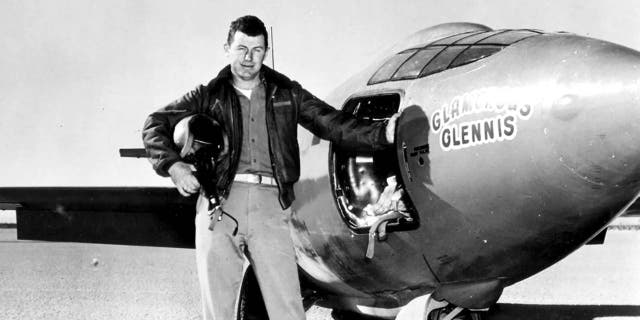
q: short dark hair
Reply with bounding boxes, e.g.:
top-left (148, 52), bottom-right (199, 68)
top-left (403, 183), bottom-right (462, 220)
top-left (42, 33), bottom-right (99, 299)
top-left (227, 15), bottom-right (269, 48)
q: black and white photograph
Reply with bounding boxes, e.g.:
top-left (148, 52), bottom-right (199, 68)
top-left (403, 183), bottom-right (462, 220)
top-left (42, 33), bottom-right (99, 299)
top-left (1, 1), bottom-right (639, 319)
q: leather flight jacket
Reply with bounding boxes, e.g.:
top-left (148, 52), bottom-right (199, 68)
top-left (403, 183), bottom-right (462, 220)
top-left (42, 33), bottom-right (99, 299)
top-left (143, 65), bottom-right (390, 209)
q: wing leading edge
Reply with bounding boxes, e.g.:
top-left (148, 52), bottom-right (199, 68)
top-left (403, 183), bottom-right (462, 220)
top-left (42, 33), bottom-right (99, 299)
top-left (0, 187), bottom-right (197, 248)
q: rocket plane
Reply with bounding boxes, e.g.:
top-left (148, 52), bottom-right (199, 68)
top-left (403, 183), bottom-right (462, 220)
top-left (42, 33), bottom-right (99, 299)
top-left (290, 23), bottom-right (640, 317)
top-left (4, 23), bottom-right (640, 319)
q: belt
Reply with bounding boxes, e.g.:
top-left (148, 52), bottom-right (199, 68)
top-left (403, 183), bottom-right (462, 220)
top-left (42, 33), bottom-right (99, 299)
top-left (234, 173), bottom-right (277, 186)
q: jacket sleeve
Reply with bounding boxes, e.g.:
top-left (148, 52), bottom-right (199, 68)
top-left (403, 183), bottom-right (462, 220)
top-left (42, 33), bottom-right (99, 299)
top-left (294, 82), bottom-right (391, 152)
top-left (142, 86), bottom-right (206, 177)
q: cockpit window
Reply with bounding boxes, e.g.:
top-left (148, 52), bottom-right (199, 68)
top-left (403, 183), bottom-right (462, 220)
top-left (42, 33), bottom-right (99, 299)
top-left (453, 29), bottom-right (507, 44)
top-left (430, 31), bottom-right (482, 45)
top-left (368, 29), bottom-right (544, 85)
top-left (449, 45), bottom-right (503, 68)
top-left (368, 49), bottom-right (418, 84)
top-left (419, 45), bottom-right (468, 77)
top-left (392, 47), bottom-right (443, 80)
top-left (478, 30), bottom-right (540, 45)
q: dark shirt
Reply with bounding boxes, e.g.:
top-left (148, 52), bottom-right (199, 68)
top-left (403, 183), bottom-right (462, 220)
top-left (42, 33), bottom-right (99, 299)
top-left (234, 82), bottom-right (273, 177)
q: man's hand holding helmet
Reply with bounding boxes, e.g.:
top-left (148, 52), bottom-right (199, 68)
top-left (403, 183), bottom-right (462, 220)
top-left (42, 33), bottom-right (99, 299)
top-left (168, 161), bottom-right (201, 197)
top-left (170, 114), bottom-right (228, 197)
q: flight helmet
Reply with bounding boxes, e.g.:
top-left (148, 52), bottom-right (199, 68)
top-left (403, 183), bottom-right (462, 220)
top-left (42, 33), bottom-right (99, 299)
top-left (172, 114), bottom-right (228, 161)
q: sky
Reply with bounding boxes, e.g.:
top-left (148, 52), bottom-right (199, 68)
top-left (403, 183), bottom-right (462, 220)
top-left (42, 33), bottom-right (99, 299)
top-left (1, 0), bottom-right (640, 187)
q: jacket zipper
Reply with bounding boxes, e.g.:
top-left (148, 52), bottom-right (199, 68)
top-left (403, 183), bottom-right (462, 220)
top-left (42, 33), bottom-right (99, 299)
top-left (266, 85), bottom-right (286, 208)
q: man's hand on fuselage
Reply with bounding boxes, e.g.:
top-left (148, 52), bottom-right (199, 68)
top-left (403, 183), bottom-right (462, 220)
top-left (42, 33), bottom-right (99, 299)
top-left (168, 161), bottom-right (201, 197)
top-left (385, 113), bottom-right (400, 144)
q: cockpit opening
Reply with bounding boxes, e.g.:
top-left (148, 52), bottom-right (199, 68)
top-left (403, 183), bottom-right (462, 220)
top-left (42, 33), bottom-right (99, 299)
top-left (330, 94), bottom-right (420, 234)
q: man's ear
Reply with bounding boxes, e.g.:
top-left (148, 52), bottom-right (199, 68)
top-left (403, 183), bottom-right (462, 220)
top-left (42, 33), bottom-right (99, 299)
top-left (223, 43), bottom-right (230, 53)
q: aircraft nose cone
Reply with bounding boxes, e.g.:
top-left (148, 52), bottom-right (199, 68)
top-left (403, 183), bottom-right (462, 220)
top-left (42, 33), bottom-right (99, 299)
top-left (542, 40), bottom-right (640, 191)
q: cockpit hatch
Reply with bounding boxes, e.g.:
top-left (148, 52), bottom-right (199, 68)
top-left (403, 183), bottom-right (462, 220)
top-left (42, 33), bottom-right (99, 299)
top-left (330, 94), bottom-right (419, 234)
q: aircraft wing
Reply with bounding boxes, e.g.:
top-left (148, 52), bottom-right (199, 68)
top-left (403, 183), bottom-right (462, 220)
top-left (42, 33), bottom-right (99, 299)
top-left (625, 198), bottom-right (640, 216)
top-left (0, 187), bottom-right (197, 248)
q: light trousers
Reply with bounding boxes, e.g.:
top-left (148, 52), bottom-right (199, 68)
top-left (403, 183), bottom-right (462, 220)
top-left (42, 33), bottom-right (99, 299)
top-left (195, 181), bottom-right (306, 320)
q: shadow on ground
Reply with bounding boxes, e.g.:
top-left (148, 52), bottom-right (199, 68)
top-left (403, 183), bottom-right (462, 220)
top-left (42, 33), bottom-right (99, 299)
top-left (487, 303), bottom-right (640, 319)
top-left (327, 304), bottom-right (640, 320)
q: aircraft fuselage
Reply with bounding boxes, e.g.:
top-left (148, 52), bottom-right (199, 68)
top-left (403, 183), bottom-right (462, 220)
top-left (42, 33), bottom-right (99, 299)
top-left (290, 24), bottom-right (640, 315)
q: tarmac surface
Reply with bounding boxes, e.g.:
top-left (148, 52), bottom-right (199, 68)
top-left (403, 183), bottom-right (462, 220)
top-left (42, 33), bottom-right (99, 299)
top-left (1, 221), bottom-right (639, 320)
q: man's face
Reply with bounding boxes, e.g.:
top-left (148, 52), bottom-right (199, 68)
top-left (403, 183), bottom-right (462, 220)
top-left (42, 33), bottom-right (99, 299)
top-left (225, 31), bottom-right (267, 82)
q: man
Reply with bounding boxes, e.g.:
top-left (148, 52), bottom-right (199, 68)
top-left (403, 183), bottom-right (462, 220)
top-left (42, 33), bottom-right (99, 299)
top-left (142, 15), bottom-right (398, 320)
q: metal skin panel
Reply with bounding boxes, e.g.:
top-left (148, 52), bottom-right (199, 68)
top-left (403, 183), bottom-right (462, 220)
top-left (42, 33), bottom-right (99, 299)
top-left (291, 29), bottom-right (640, 312)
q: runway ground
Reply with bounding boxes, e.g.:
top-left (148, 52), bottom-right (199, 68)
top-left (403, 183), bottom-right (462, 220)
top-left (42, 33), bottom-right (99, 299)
top-left (1, 219), bottom-right (639, 320)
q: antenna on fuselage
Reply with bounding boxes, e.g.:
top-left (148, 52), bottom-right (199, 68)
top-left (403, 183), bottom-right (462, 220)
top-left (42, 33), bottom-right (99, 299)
top-left (270, 26), bottom-right (275, 70)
